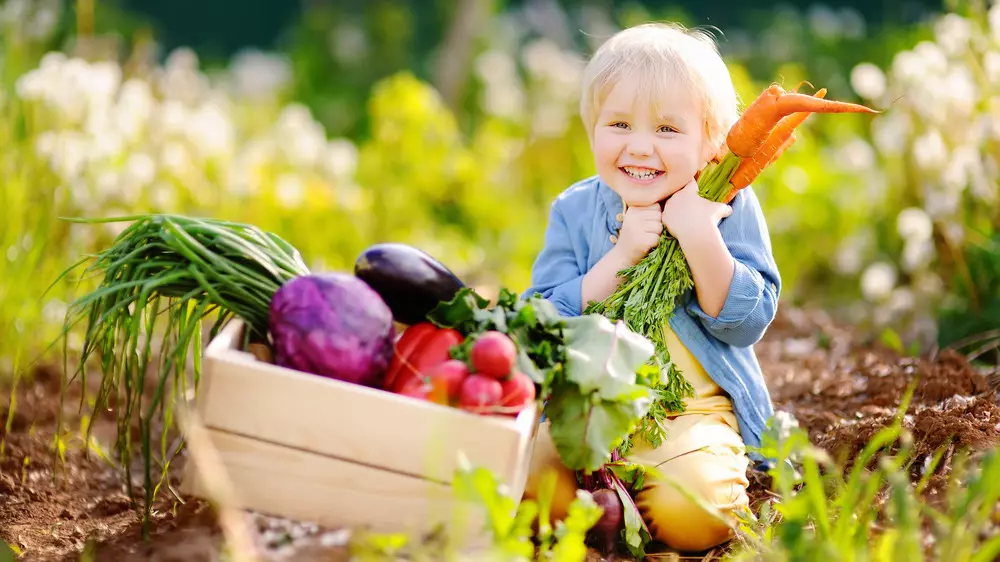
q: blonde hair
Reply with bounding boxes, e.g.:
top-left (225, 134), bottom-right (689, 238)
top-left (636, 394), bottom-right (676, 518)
top-left (579, 22), bottom-right (740, 151)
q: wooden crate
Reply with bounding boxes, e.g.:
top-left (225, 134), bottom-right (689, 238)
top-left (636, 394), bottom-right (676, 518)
top-left (180, 318), bottom-right (541, 548)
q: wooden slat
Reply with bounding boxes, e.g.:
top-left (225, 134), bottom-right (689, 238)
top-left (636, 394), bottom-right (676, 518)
top-left (181, 429), bottom-right (493, 551)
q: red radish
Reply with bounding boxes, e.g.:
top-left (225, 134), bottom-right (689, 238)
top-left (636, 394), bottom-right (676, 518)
top-left (398, 379), bottom-right (433, 401)
top-left (458, 374), bottom-right (503, 413)
top-left (470, 331), bottom-right (517, 379)
top-left (426, 360), bottom-right (469, 405)
top-left (499, 371), bottom-right (536, 413)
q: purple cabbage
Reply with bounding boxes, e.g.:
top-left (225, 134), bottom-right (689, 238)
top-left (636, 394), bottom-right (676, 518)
top-left (268, 273), bottom-right (396, 388)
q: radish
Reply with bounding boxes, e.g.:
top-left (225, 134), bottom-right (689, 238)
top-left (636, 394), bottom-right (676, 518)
top-left (426, 359), bottom-right (469, 405)
top-left (458, 374), bottom-right (503, 413)
top-left (499, 371), bottom-right (536, 414)
top-left (470, 331), bottom-right (517, 379)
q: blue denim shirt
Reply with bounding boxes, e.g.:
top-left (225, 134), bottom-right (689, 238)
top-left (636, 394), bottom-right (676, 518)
top-left (523, 175), bottom-right (778, 458)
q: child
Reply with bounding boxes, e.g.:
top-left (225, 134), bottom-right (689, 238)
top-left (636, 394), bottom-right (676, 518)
top-left (521, 22), bottom-right (780, 553)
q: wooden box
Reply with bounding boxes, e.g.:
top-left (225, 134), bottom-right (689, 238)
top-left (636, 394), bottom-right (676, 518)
top-left (180, 318), bottom-right (541, 549)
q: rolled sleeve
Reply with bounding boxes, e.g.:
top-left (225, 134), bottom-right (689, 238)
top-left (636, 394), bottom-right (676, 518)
top-left (687, 187), bottom-right (780, 347)
top-left (522, 200), bottom-right (586, 317)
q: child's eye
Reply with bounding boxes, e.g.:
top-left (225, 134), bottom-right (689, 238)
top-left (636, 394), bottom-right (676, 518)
top-left (658, 125), bottom-right (678, 133)
top-left (609, 122), bottom-right (629, 129)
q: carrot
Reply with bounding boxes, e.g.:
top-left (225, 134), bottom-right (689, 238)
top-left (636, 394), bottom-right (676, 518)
top-left (726, 83), bottom-right (877, 158)
top-left (728, 88), bottom-right (828, 193)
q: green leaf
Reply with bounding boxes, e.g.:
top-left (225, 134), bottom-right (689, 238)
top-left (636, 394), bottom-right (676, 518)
top-left (551, 490), bottom-right (604, 562)
top-left (561, 314), bottom-right (656, 402)
top-left (451, 455), bottom-right (536, 560)
top-left (426, 287), bottom-right (492, 331)
top-left (545, 386), bottom-right (651, 472)
top-left (611, 476), bottom-right (653, 557)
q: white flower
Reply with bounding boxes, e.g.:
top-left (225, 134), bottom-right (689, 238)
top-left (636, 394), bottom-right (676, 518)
top-left (924, 188), bottom-right (960, 217)
top-left (808, 5), bottom-right (843, 40)
top-left (149, 181), bottom-right (178, 210)
top-left (984, 52), bottom-right (1000, 85)
top-left (30, 5), bottom-right (59, 40)
top-left (84, 60), bottom-right (122, 107)
top-left (888, 288), bottom-right (916, 315)
top-left (188, 100), bottom-right (235, 158)
top-left (891, 50), bottom-right (925, 85)
top-left (871, 111), bottom-right (911, 156)
top-left (902, 239), bottom-right (935, 271)
top-left (115, 79), bottom-right (154, 141)
top-left (532, 102), bottom-right (569, 138)
top-left (896, 207), bottom-right (933, 242)
top-left (125, 152), bottom-right (157, 187)
top-left (912, 129), bottom-right (948, 171)
top-left (861, 261), bottom-right (897, 301)
top-left (324, 139), bottom-right (358, 179)
top-left (228, 49), bottom-right (292, 100)
top-left (160, 142), bottom-right (190, 175)
top-left (836, 137), bottom-right (876, 170)
top-left (990, 2), bottom-right (1000, 41)
top-left (913, 41), bottom-right (948, 76)
top-left (834, 235), bottom-right (867, 274)
top-left (838, 7), bottom-right (867, 39)
top-left (522, 38), bottom-right (567, 79)
top-left (943, 65), bottom-right (977, 119)
top-left (158, 100), bottom-right (191, 137)
top-left (475, 50), bottom-right (518, 85)
top-left (850, 62), bottom-right (887, 100)
top-left (483, 83), bottom-right (525, 120)
top-left (275, 174), bottom-right (305, 209)
top-left (934, 13), bottom-right (972, 57)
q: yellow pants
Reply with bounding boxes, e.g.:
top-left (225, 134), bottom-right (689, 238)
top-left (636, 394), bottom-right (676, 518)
top-left (523, 326), bottom-right (750, 553)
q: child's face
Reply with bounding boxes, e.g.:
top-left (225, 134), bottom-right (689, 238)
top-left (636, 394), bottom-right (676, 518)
top-left (591, 74), bottom-right (715, 208)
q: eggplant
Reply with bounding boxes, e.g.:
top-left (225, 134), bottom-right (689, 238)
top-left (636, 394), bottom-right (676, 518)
top-left (354, 243), bottom-right (465, 325)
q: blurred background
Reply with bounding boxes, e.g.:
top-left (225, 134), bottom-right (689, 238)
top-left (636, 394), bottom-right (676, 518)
top-left (1, 0), bottom-right (997, 376)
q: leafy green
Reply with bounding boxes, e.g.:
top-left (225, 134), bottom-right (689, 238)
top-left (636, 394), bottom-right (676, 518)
top-left (561, 314), bottom-right (656, 401)
top-left (428, 288), bottom-right (656, 473)
top-left (544, 386), bottom-right (649, 474)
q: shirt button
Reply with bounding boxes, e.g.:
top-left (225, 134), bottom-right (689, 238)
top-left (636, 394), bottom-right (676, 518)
top-left (616, 213), bottom-right (624, 222)
top-left (610, 235), bottom-right (618, 244)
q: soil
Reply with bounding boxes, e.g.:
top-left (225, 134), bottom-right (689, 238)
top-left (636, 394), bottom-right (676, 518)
top-left (1, 306), bottom-right (997, 561)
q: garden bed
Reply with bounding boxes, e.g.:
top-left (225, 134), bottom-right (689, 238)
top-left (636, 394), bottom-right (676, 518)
top-left (0, 305), bottom-right (996, 561)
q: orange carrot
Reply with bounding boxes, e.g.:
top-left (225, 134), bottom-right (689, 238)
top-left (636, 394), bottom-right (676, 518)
top-left (726, 84), bottom-right (877, 158)
top-left (728, 88), bottom-right (828, 192)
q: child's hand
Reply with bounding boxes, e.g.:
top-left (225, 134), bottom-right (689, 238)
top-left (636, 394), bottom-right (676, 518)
top-left (661, 179), bottom-right (733, 242)
top-left (615, 204), bottom-right (663, 264)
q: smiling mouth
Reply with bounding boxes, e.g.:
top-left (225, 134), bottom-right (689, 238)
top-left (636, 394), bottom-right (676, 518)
top-left (620, 166), bottom-right (664, 181)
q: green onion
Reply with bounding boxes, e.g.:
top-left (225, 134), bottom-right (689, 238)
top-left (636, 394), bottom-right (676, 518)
top-left (55, 213), bottom-right (310, 536)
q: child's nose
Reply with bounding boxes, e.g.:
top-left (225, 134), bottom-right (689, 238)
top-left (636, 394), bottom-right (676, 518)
top-left (627, 135), bottom-right (654, 156)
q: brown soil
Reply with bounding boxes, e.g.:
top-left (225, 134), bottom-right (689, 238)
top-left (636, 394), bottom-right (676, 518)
top-left (1, 306), bottom-right (997, 561)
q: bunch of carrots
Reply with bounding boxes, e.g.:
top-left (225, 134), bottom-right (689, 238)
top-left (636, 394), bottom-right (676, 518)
top-left (586, 83), bottom-right (878, 446)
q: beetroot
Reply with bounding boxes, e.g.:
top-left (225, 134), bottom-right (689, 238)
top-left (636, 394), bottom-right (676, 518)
top-left (590, 488), bottom-right (624, 554)
top-left (268, 272), bottom-right (395, 388)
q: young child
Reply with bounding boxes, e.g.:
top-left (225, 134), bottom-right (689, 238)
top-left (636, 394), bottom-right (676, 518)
top-left (521, 22), bottom-right (780, 553)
